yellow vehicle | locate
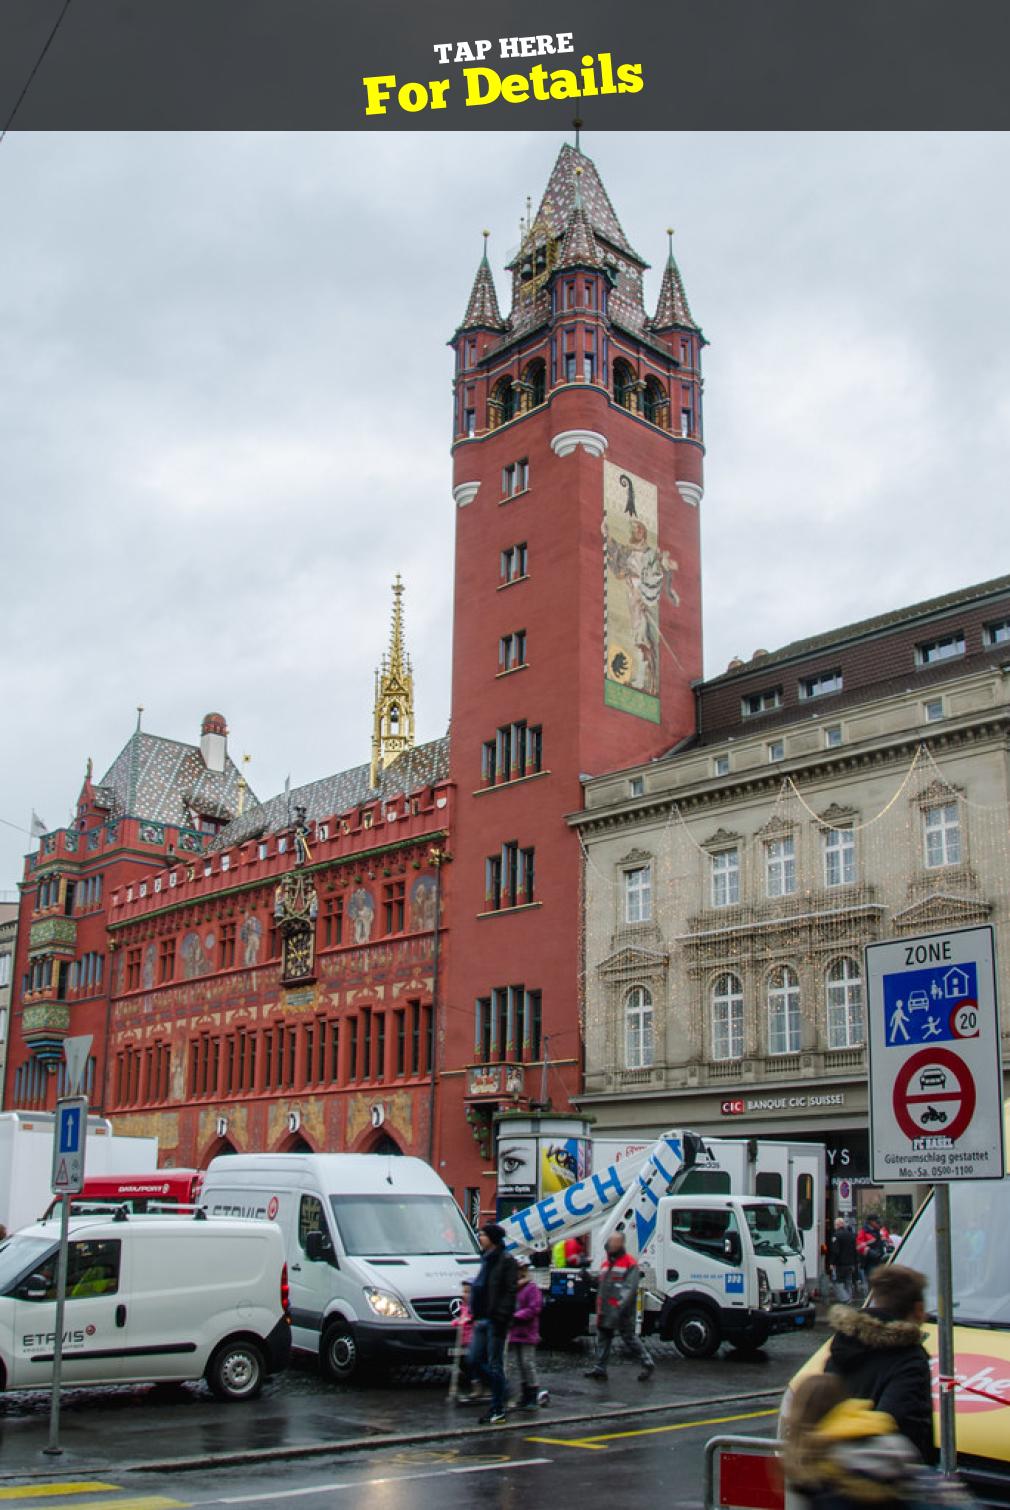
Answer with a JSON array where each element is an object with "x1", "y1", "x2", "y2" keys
[{"x1": 786, "y1": 1109, "x2": 1010, "y2": 1507}]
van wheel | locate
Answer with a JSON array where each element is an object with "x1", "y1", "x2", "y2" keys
[
  {"x1": 207, "y1": 1338, "x2": 265, "y2": 1401},
  {"x1": 671, "y1": 1306, "x2": 721, "y2": 1359},
  {"x1": 321, "y1": 1320, "x2": 359, "y2": 1382}
]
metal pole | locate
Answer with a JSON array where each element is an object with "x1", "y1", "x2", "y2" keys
[
  {"x1": 934, "y1": 1182, "x2": 957, "y2": 1475},
  {"x1": 44, "y1": 1193, "x2": 71, "y2": 1456}
]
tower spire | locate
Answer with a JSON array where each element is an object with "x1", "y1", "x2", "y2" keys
[
  {"x1": 556, "y1": 165, "x2": 601, "y2": 270},
  {"x1": 652, "y1": 225, "x2": 700, "y2": 333},
  {"x1": 370, "y1": 575, "x2": 416, "y2": 788},
  {"x1": 456, "y1": 231, "x2": 506, "y2": 332}
]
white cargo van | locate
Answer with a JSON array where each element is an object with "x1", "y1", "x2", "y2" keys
[
  {"x1": 0, "y1": 1214, "x2": 290, "y2": 1400},
  {"x1": 201, "y1": 1153, "x2": 480, "y2": 1380}
]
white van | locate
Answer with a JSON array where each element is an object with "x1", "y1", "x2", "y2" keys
[
  {"x1": 0, "y1": 1214, "x2": 291, "y2": 1400},
  {"x1": 201, "y1": 1153, "x2": 480, "y2": 1380}
]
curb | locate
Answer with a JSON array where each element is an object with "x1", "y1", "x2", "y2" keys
[{"x1": 0, "y1": 1386, "x2": 783, "y2": 1482}]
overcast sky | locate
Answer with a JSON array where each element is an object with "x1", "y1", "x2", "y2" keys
[{"x1": 1, "y1": 131, "x2": 1008, "y2": 890}]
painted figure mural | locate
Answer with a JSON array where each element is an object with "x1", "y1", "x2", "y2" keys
[
  {"x1": 181, "y1": 929, "x2": 213, "y2": 979},
  {"x1": 347, "y1": 887, "x2": 375, "y2": 944},
  {"x1": 602, "y1": 460, "x2": 679, "y2": 722},
  {"x1": 240, "y1": 913, "x2": 263, "y2": 967},
  {"x1": 409, "y1": 874, "x2": 437, "y2": 931}
]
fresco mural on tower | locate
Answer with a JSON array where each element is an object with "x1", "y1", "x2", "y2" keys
[{"x1": 602, "y1": 460, "x2": 679, "y2": 723}]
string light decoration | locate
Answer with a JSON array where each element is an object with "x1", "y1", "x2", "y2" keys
[{"x1": 577, "y1": 739, "x2": 1010, "y2": 1102}]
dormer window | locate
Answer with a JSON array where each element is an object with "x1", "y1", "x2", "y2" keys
[
  {"x1": 742, "y1": 687, "x2": 782, "y2": 717},
  {"x1": 916, "y1": 632, "x2": 964, "y2": 666}
]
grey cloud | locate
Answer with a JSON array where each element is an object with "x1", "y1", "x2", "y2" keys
[{"x1": 1, "y1": 130, "x2": 1008, "y2": 884}]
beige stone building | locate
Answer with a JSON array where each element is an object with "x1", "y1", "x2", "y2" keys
[{"x1": 572, "y1": 576, "x2": 1010, "y2": 1224}]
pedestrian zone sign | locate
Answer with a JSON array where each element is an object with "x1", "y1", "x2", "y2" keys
[{"x1": 866, "y1": 925, "x2": 1004, "y2": 1184}]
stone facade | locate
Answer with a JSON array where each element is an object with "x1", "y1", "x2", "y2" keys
[{"x1": 574, "y1": 583, "x2": 1010, "y2": 1214}]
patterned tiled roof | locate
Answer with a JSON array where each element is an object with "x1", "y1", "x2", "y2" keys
[
  {"x1": 458, "y1": 249, "x2": 506, "y2": 332},
  {"x1": 212, "y1": 734, "x2": 451, "y2": 847},
  {"x1": 703, "y1": 573, "x2": 1010, "y2": 686},
  {"x1": 535, "y1": 144, "x2": 642, "y2": 262},
  {"x1": 652, "y1": 241, "x2": 699, "y2": 333},
  {"x1": 556, "y1": 194, "x2": 601, "y2": 270},
  {"x1": 99, "y1": 732, "x2": 252, "y2": 827}
]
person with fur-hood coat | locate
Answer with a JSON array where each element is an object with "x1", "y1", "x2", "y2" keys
[{"x1": 826, "y1": 1264, "x2": 933, "y2": 1463}]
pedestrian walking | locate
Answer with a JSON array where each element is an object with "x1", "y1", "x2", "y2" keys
[
  {"x1": 783, "y1": 1373, "x2": 971, "y2": 1510},
  {"x1": 856, "y1": 1215, "x2": 888, "y2": 1293},
  {"x1": 509, "y1": 1253, "x2": 549, "y2": 1409},
  {"x1": 452, "y1": 1280, "x2": 487, "y2": 1404},
  {"x1": 826, "y1": 1264, "x2": 934, "y2": 1462},
  {"x1": 466, "y1": 1221, "x2": 518, "y2": 1424},
  {"x1": 829, "y1": 1217, "x2": 858, "y2": 1304},
  {"x1": 584, "y1": 1232, "x2": 655, "y2": 1382}
]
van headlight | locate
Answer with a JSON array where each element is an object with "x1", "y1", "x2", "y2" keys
[
  {"x1": 757, "y1": 1268, "x2": 773, "y2": 1311},
  {"x1": 364, "y1": 1286, "x2": 409, "y2": 1320}
]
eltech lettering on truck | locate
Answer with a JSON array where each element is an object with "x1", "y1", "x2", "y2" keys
[{"x1": 501, "y1": 1129, "x2": 815, "y2": 1358}]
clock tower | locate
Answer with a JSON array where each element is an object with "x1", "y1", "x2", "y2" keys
[{"x1": 438, "y1": 141, "x2": 706, "y2": 1212}]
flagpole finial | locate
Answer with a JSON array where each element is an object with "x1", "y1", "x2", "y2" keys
[
  {"x1": 136, "y1": 705, "x2": 144, "y2": 731},
  {"x1": 573, "y1": 116, "x2": 583, "y2": 152}
]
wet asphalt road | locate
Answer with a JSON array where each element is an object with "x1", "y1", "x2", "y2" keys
[{"x1": 0, "y1": 1328, "x2": 819, "y2": 1504}]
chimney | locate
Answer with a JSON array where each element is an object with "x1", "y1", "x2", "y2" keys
[{"x1": 200, "y1": 712, "x2": 228, "y2": 773}]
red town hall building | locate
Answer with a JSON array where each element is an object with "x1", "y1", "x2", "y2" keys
[{"x1": 2, "y1": 142, "x2": 706, "y2": 1216}]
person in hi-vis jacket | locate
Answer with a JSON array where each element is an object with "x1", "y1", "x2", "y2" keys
[{"x1": 585, "y1": 1231, "x2": 655, "y2": 1382}]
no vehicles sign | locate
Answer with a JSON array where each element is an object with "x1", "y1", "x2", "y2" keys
[{"x1": 866, "y1": 926, "x2": 1004, "y2": 1183}]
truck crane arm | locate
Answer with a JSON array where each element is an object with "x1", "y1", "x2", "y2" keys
[{"x1": 500, "y1": 1130, "x2": 703, "y2": 1262}]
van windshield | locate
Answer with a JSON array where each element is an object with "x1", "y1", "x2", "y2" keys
[
  {"x1": 330, "y1": 1195, "x2": 478, "y2": 1257},
  {"x1": 0, "y1": 1235, "x2": 55, "y2": 1295},
  {"x1": 743, "y1": 1203, "x2": 803, "y2": 1259},
  {"x1": 896, "y1": 1177, "x2": 1010, "y2": 1329}
]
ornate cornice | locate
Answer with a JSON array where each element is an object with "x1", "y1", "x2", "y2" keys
[
  {"x1": 453, "y1": 481, "x2": 481, "y2": 508},
  {"x1": 550, "y1": 429, "x2": 608, "y2": 459},
  {"x1": 569, "y1": 715, "x2": 1010, "y2": 834}
]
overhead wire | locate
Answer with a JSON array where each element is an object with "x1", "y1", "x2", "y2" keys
[{"x1": 1, "y1": 0, "x2": 73, "y2": 145}]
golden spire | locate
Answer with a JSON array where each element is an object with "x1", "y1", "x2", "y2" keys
[{"x1": 370, "y1": 575, "x2": 416, "y2": 789}]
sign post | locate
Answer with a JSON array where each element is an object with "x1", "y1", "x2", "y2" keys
[
  {"x1": 44, "y1": 1091, "x2": 89, "y2": 1457},
  {"x1": 865, "y1": 924, "x2": 1003, "y2": 1477}
]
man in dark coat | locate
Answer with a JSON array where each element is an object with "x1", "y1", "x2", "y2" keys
[
  {"x1": 826, "y1": 1264, "x2": 933, "y2": 1462},
  {"x1": 829, "y1": 1217, "x2": 858, "y2": 1303},
  {"x1": 466, "y1": 1222, "x2": 518, "y2": 1423}
]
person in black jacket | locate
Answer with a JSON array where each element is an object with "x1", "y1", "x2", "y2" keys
[
  {"x1": 466, "y1": 1222, "x2": 518, "y2": 1423},
  {"x1": 829, "y1": 1218, "x2": 858, "y2": 1303},
  {"x1": 826, "y1": 1264, "x2": 933, "y2": 1463}
]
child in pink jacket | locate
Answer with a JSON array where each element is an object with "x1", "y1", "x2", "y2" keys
[{"x1": 509, "y1": 1255, "x2": 548, "y2": 1409}]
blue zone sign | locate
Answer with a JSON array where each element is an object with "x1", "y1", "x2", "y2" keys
[{"x1": 882, "y1": 961, "x2": 978, "y2": 1047}]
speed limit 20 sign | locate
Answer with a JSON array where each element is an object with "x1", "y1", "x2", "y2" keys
[{"x1": 865, "y1": 925, "x2": 1004, "y2": 1183}]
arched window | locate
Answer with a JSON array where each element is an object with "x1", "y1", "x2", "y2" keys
[
  {"x1": 767, "y1": 965, "x2": 801, "y2": 1055},
  {"x1": 712, "y1": 973, "x2": 743, "y2": 1061},
  {"x1": 388, "y1": 704, "x2": 400, "y2": 733},
  {"x1": 826, "y1": 957, "x2": 864, "y2": 1049},
  {"x1": 489, "y1": 377, "x2": 516, "y2": 429},
  {"x1": 523, "y1": 359, "x2": 546, "y2": 410},
  {"x1": 613, "y1": 359, "x2": 636, "y2": 411},
  {"x1": 643, "y1": 376, "x2": 668, "y2": 427},
  {"x1": 624, "y1": 986, "x2": 654, "y2": 1069}
]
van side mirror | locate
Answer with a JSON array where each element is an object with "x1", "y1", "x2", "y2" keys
[
  {"x1": 20, "y1": 1273, "x2": 51, "y2": 1301},
  {"x1": 305, "y1": 1229, "x2": 334, "y2": 1264},
  {"x1": 723, "y1": 1233, "x2": 742, "y2": 1265}
]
